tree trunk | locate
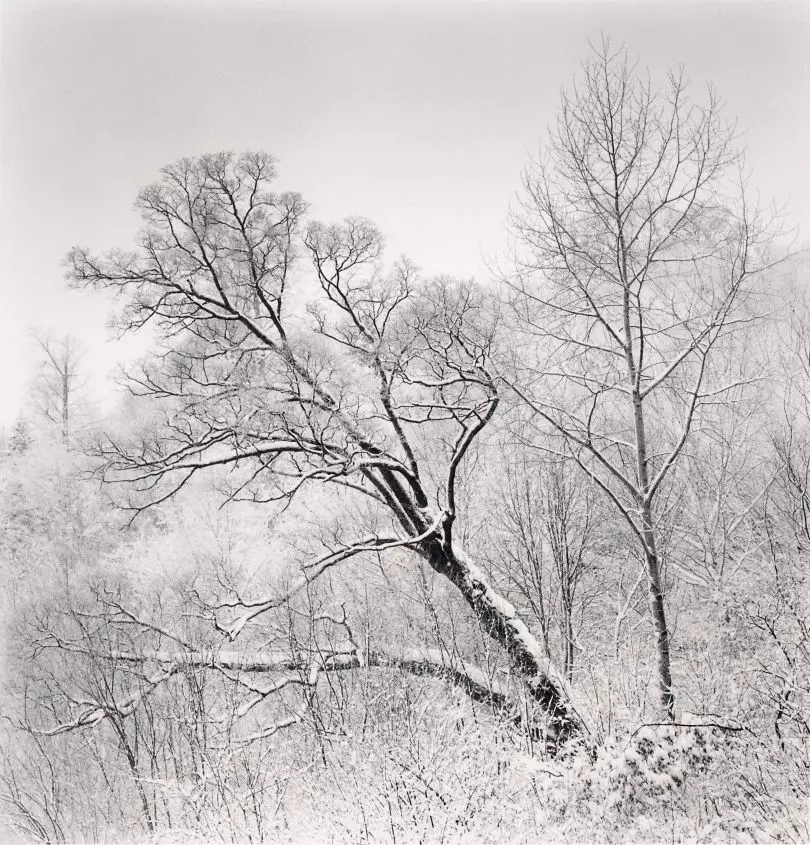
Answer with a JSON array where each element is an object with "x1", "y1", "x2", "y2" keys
[
  {"x1": 420, "y1": 538, "x2": 580, "y2": 745},
  {"x1": 640, "y1": 503, "x2": 674, "y2": 719},
  {"x1": 630, "y1": 368, "x2": 675, "y2": 719},
  {"x1": 562, "y1": 602, "x2": 575, "y2": 683}
]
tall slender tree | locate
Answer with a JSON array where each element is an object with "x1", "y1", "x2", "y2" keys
[
  {"x1": 506, "y1": 41, "x2": 778, "y2": 717},
  {"x1": 32, "y1": 333, "x2": 89, "y2": 443}
]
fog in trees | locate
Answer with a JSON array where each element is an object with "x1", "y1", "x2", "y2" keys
[{"x1": 1, "y1": 36, "x2": 808, "y2": 845}]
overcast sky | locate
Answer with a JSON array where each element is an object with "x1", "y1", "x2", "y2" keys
[{"x1": 1, "y1": 0, "x2": 808, "y2": 429}]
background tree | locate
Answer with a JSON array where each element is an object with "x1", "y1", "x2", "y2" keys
[
  {"x1": 31, "y1": 333, "x2": 90, "y2": 444},
  {"x1": 484, "y1": 453, "x2": 601, "y2": 682},
  {"x1": 505, "y1": 40, "x2": 780, "y2": 718}
]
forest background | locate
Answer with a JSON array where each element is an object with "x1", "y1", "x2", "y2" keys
[{"x1": 1, "y1": 2, "x2": 809, "y2": 843}]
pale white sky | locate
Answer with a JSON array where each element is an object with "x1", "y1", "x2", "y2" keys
[{"x1": 1, "y1": 0, "x2": 808, "y2": 428}]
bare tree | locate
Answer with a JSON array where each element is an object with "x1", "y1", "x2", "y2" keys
[
  {"x1": 31, "y1": 333, "x2": 90, "y2": 443},
  {"x1": 486, "y1": 454, "x2": 599, "y2": 682},
  {"x1": 505, "y1": 41, "x2": 779, "y2": 718},
  {"x1": 64, "y1": 151, "x2": 579, "y2": 744}
]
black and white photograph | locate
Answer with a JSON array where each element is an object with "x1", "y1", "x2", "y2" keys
[{"x1": 1, "y1": 1, "x2": 808, "y2": 842}]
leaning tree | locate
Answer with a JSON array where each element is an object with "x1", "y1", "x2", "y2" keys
[{"x1": 58, "y1": 151, "x2": 580, "y2": 748}]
